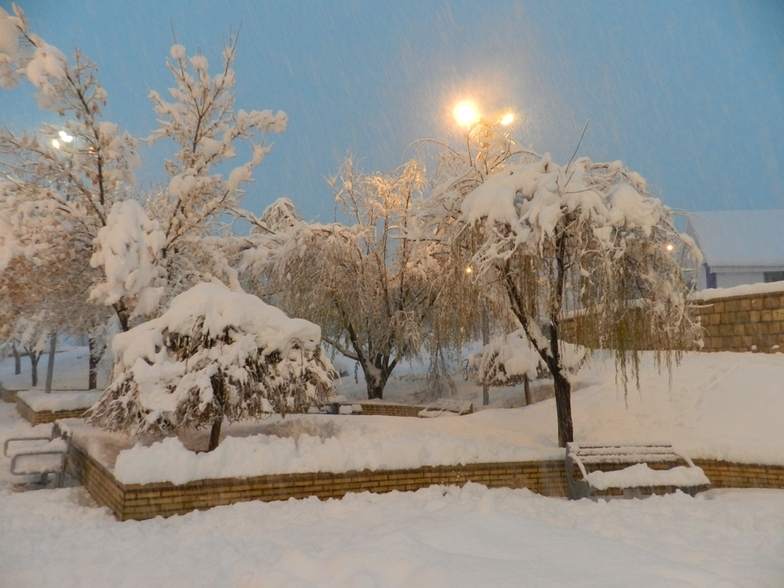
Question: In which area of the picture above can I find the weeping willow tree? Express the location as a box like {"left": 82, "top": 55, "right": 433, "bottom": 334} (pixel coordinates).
{"left": 87, "top": 281, "right": 336, "bottom": 452}
{"left": 431, "top": 124, "right": 702, "bottom": 447}
{"left": 241, "top": 158, "right": 489, "bottom": 400}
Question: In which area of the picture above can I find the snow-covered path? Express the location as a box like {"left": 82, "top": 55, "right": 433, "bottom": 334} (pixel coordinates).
{"left": 1, "top": 481, "right": 782, "bottom": 587}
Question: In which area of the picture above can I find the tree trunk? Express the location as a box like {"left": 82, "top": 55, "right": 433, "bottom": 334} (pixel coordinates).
{"left": 552, "top": 367, "right": 573, "bottom": 448}
{"left": 28, "top": 351, "right": 41, "bottom": 387}
{"left": 114, "top": 302, "right": 130, "bottom": 332}
{"left": 365, "top": 377, "right": 387, "bottom": 400}
{"left": 363, "top": 364, "right": 391, "bottom": 400}
{"left": 523, "top": 374, "right": 532, "bottom": 406}
{"left": 44, "top": 332, "right": 57, "bottom": 393}
{"left": 13, "top": 344, "right": 21, "bottom": 375}
{"left": 88, "top": 335, "right": 104, "bottom": 390}
{"left": 208, "top": 419, "right": 222, "bottom": 452}
{"left": 481, "top": 299, "right": 490, "bottom": 406}
{"left": 207, "top": 376, "right": 226, "bottom": 451}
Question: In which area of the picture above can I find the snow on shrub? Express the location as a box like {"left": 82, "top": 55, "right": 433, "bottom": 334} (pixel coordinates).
{"left": 467, "top": 329, "right": 587, "bottom": 387}
{"left": 87, "top": 281, "right": 337, "bottom": 451}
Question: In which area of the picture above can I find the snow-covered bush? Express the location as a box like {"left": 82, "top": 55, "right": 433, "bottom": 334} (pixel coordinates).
{"left": 467, "top": 329, "right": 587, "bottom": 387}
{"left": 87, "top": 281, "right": 337, "bottom": 451}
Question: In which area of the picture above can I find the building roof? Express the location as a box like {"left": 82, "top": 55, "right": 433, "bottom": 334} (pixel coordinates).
{"left": 684, "top": 210, "right": 784, "bottom": 268}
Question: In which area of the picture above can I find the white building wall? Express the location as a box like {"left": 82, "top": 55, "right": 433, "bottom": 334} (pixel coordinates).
{"left": 698, "top": 264, "right": 784, "bottom": 291}
{"left": 715, "top": 271, "right": 767, "bottom": 289}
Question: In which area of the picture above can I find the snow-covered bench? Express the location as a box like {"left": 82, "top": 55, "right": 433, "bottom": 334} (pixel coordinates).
{"left": 418, "top": 400, "right": 473, "bottom": 418}
{"left": 4, "top": 422, "right": 71, "bottom": 488}
{"left": 565, "top": 442, "right": 710, "bottom": 500}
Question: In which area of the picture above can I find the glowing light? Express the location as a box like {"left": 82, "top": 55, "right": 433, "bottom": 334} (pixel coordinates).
{"left": 453, "top": 100, "right": 480, "bottom": 129}
{"left": 666, "top": 243, "right": 674, "bottom": 252}
{"left": 499, "top": 112, "right": 514, "bottom": 126}
{"left": 58, "top": 130, "right": 74, "bottom": 143}
{"left": 51, "top": 138, "right": 60, "bottom": 149}
{"left": 465, "top": 265, "right": 473, "bottom": 274}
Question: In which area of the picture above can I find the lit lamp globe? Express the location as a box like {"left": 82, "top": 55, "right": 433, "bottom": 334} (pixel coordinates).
{"left": 51, "top": 130, "right": 74, "bottom": 150}
{"left": 453, "top": 100, "right": 480, "bottom": 129}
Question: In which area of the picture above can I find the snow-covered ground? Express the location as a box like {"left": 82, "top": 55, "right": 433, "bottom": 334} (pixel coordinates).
{"left": 1, "top": 348, "right": 784, "bottom": 586}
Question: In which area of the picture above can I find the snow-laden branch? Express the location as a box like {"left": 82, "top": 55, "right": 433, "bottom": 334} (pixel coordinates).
{"left": 90, "top": 200, "right": 167, "bottom": 321}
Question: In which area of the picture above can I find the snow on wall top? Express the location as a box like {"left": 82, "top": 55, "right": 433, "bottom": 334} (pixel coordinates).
{"left": 685, "top": 210, "right": 784, "bottom": 268}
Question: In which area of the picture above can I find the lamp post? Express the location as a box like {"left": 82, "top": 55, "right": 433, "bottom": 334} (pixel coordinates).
{"left": 43, "top": 129, "right": 74, "bottom": 393}
{"left": 454, "top": 101, "right": 514, "bottom": 406}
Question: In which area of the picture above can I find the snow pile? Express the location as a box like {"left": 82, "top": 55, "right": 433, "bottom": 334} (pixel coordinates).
{"left": 17, "top": 390, "right": 101, "bottom": 412}
{"left": 692, "top": 279, "right": 784, "bottom": 301}
{"left": 110, "top": 412, "right": 556, "bottom": 485}
{"left": 1, "top": 350, "right": 784, "bottom": 585}
{"left": 1, "top": 461, "right": 783, "bottom": 587}
{"left": 584, "top": 463, "right": 710, "bottom": 491}
{"left": 418, "top": 399, "right": 473, "bottom": 418}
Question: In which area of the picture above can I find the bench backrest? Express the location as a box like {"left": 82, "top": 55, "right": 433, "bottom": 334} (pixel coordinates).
{"left": 568, "top": 443, "right": 682, "bottom": 465}
{"left": 566, "top": 442, "right": 698, "bottom": 480}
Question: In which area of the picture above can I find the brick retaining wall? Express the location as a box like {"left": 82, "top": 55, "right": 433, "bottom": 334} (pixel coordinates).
{"left": 561, "top": 289, "right": 784, "bottom": 353}
{"left": 68, "top": 438, "right": 567, "bottom": 521}
{"left": 694, "top": 291, "right": 784, "bottom": 352}
{"left": 358, "top": 402, "right": 426, "bottom": 417}
{"left": 16, "top": 397, "right": 90, "bottom": 425}
{"left": 67, "top": 437, "right": 784, "bottom": 521}
{"left": 695, "top": 459, "right": 784, "bottom": 489}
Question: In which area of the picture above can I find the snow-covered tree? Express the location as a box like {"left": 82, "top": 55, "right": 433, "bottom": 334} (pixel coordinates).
{"left": 87, "top": 281, "right": 336, "bottom": 452}
{"left": 1, "top": 6, "right": 286, "bottom": 341}
{"left": 85, "top": 34, "right": 288, "bottom": 327}
{"left": 243, "top": 159, "right": 464, "bottom": 400}
{"left": 0, "top": 216, "right": 110, "bottom": 387}
{"left": 122, "top": 38, "right": 287, "bottom": 315}
{"left": 431, "top": 125, "right": 702, "bottom": 447}
{"left": 0, "top": 4, "right": 139, "bottom": 357}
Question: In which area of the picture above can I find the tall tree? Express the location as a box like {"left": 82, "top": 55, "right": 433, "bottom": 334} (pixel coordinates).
{"left": 430, "top": 124, "right": 702, "bottom": 447}
{"left": 0, "top": 4, "right": 138, "bottom": 356}
{"left": 85, "top": 34, "right": 288, "bottom": 327}
{"left": 243, "top": 159, "right": 466, "bottom": 400}
{"left": 1, "top": 5, "right": 286, "bottom": 347}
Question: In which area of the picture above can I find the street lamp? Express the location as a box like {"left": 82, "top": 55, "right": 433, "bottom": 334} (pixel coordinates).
{"left": 452, "top": 99, "right": 514, "bottom": 131}
{"left": 45, "top": 127, "right": 77, "bottom": 392}
{"left": 453, "top": 100, "right": 516, "bottom": 406}
{"left": 453, "top": 100, "right": 480, "bottom": 129}
{"left": 51, "top": 130, "right": 74, "bottom": 150}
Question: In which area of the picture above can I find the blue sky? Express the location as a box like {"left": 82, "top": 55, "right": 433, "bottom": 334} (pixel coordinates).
{"left": 1, "top": 0, "right": 783, "bottom": 222}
